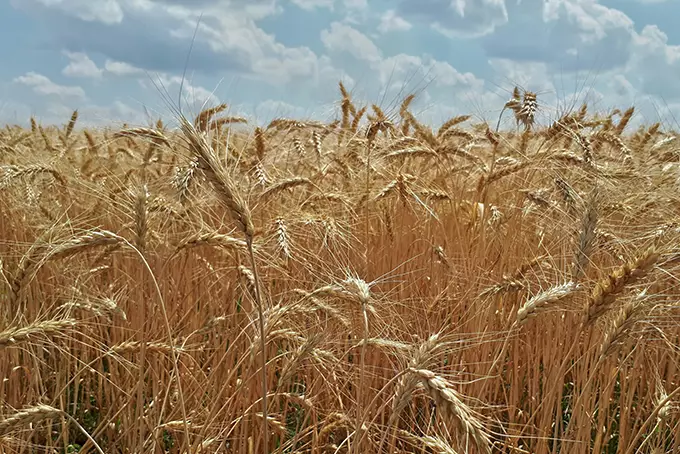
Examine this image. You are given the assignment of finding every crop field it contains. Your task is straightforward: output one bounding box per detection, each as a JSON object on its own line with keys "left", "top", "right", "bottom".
{"left": 0, "top": 83, "right": 678, "bottom": 453}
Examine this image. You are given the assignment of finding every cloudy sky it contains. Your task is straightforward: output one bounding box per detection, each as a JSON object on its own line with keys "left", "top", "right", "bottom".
{"left": 1, "top": 0, "right": 680, "bottom": 129}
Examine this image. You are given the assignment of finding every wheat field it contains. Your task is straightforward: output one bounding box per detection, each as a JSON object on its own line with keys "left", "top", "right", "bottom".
{"left": 0, "top": 83, "right": 678, "bottom": 454}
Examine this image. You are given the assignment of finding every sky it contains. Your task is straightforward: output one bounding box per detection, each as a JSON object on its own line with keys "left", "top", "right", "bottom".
{"left": 2, "top": 0, "right": 680, "bottom": 130}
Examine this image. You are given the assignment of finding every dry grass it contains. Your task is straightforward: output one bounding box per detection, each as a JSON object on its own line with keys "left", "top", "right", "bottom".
{"left": 1, "top": 85, "right": 680, "bottom": 454}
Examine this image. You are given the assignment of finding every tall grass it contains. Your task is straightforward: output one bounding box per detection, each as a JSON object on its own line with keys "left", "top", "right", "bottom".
{"left": 0, "top": 86, "right": 679, "bottom": 453}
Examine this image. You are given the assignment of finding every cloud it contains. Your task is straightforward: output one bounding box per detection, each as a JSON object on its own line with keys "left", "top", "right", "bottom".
{"left": 18, "top": 0, "right": 124, "bottom": 24}
{"left": 376, "top": 54, "right": 484, "bottom": 90}
{"left": 11, "top": 0, "right": 327, "bottom": 86}
{"left": 43, "top": 99, "right": 148, "bottom": 126}
{"left": 140, "top": 73, "right": 220, "bottom": 109}
{"left": 104, "top": 59, "right": 145, "bottom": 76}
{"left": 378, "top": 10, "right": 412, "bottom": 33}
{"left": 14, "top": 72, "right": 86, "bottom": 100}
{"left": 397, "top": 0, "right": 508, "bottom": 37}
{"left": 62, "top": 51, "right": 103, "bottom": 79}
{"left": 291, "top": 0, "right": 334, "bottom": 10}
{"left": 482, "top": 0, "right": 634, "bottom": 72}
{"left": 344, "top": 0, "right": 367, "bottom": 9}
{"left": 321, "top": 22, "right": 382, "bottom": 62}
{"left": 626, "top": 25, "right": 680, "bottom": 100}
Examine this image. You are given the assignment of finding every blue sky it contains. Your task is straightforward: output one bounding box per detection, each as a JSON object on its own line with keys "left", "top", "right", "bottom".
{"left": 1, "top": 0, "right": 680, "bottom": 129}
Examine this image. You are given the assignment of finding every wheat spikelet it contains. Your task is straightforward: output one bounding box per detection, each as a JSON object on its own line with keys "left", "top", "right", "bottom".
{"left": 352, "top": 106, "right": 367, "bottom": 132}
{"left": 0, "top": 164, "right": 66, "bottom": 189}
{"left": 291, "top": 290, "right": 351, "bottom": 327}
{"left": 551, "top": 151, "right": 585, "bottom": 166}
{"left": 383, "top": 146, "right": 437, "bottom": 160}
{"left": 11, "top": 230, "right": 123, "bottom": 305}
{"left": 176, "top": 231, "right": 248, "bottom": 254}
{"left": 410, "top": 368, "right": 491, "bottom": 454}
{"left": 598, "top": 299, "right": 644, "bottom": 361}
{"left": 172, "top": 157, "right": 200, "bottom": 203}
{"left": 479, "top": 279, "right": 524, "bottom": 299}
{"left": 0, "top": 319, "right": 76, "bottom": 348}
{"left": 108, "top": 341, "right": 184, "bottom": 355}
{"left": 390, "top": 334, "right": 443, "bottom": 422}
{"left": 311, "top": 130, "right": 322, "bottom": 162}
{"left": 586, "top": 247, "right": 660, "bottom": 325}
{"left": 114, "top": 128, "right": 170, "bottom": 147}
{"left": 179, "top": 116, "right": 254, "bottom": 241}
{"left": 278, "top": 334, "right": 322, "bottom": 386}
{"left": 38, "top": 125, "right": 54, "bottom": 153}
{"left": 0, "top": 404, "right": 62, "bottom": 436}
{"left": 59, "top": 296, "right": 127, "bottom": 322}
{"left": 572, "top": 190, "right": 599, "bottom": 281}
{"left": 517, "top": 91, "right": 538, "bottom": 130}
{"left": 254, "top": 127, "right": 266, "bottom": 161}
{"left": 399, "top": 430, "right": 459, "bottom": 454}
{"left": 194, "top": 103, "right": 228, "bottom": 132}
{"left": 614, "top": 106, "right": 635, "bottom": 135}
{"left": 516, "top": 282, "right": 579, "bottom": 325}
{"left": 292, "top": 136, "right": 305, "bottom": 156}
{"left": 592, "top": 130, "right": 632, "bottom": 162}
{"left": 275, "top": 217, "right": 291, "bottom": 259}
{"left": 238, "top": 265, "right": 257, "bottom": 300}
{"left": 253, "top": 160, "right": 269, "bottom": 187}
{"left": 60, "top": 110, "right": 78, "bottom": 147}
{"left": 438, "top": 115, "right": 471, "bottom": 138}
{"left": 209, "top": 116, "right": 248, "bottom": 131}
{"left": 399, "top": 94, "right": 416, "bottom": 135}
{"left": 134, "top": 184, "right": 149, "bottom": 253}
{"left": 262, "top": 177, "right": 313, "bottom": 201}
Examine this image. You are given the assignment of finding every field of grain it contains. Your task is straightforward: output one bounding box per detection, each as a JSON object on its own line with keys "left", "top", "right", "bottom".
{"left": 0, "top": 83, "right": 678, "bottom": 454}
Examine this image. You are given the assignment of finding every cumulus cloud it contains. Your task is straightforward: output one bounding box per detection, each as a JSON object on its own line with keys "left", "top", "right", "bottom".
{"left": 626, "top": 25, "right": 680, "bottom": 100}
{"left": 14, "top": 72, "right": 86, "bottom": 100}
{"left": 321, "top": 22, "right": 382, "bottom": 62}
{"left": 378, "top": 10, "right": 412, "bottom": 33}
{"left": 377, "top": 54, "right": 484, "bottom": 91}
{"left": 397, "top": 0, "right": 508, "bottom": 37}
{"left": 344, "top": 0, "right": 367, "bottom": 9}
{"left": 62, "top": 51, "right": 103, "bottom": 79}
{"left": 16, "top": 0, "right": 124, "bottom": 24}
{"left": 104, "top": 59, "right": 145, "bottom": 76}
{"left": 291, "top": 0, "right": 334, "bottom": 10}
{"left": 12, "top": 0, "right": 330, "bottom": 87}
{"left": 482, "top": 0, "right": 634, "bottom": 72}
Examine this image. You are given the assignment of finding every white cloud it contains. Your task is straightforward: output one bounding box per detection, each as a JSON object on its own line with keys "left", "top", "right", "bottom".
{"left": 398, "top": 0, "right": 508, "bottom": 37}
{"left": 291, "top": 0, "right": 334, "bottom": 10}
{"left": 104, "top": 59, "right": 145, "bottom": 76}
{"left": 23, "top": 0, "right": 124, "bottom": 24}
{"left": 344, "top": 0, "right": 367, "bottom": 9}
{"left": 62, "top": 51, "right": 103, "bottom": 79}
{"left": 255, "top": 99, "right": 310, "bottom": 121}
{"left": 626, "top": 25, "right": 680, "bottom": 99}
{"left": 14, "top": 72, "right": 86, "bottom": 100}
{"left": 482, "top": 0, "right": 634, "bottom": 72}
{"left": 376, "top": 54, "right": 484, "bottom": 90}
{"left": 378, "top": 10, "right": 412, "bottom": 33}
{"left": 321, "top": 22, "right": 381, "bottom": 62}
